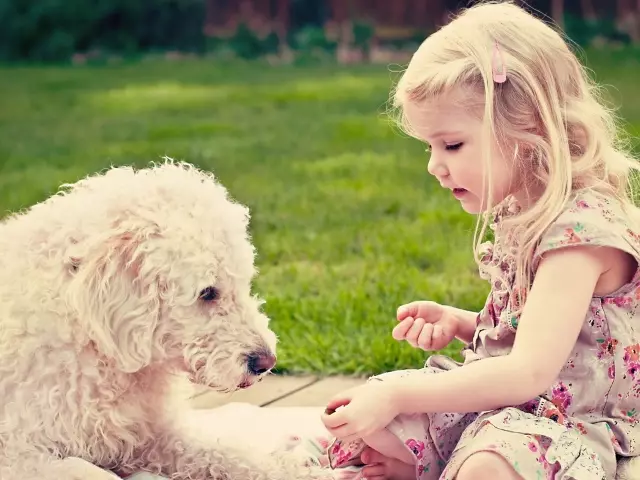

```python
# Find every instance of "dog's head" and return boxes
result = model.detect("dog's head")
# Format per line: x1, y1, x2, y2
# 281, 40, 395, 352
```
64, 160, 277, 391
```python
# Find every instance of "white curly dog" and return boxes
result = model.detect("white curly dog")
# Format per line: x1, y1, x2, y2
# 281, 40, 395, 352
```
0, 160, 331, 480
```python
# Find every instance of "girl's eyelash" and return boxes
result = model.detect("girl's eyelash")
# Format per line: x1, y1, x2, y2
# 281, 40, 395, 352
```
445, 142, 463, 151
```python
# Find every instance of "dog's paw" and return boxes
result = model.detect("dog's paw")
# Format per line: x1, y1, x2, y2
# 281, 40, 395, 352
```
59, 457, 121, 480
267, 449, 334, 480
305, 465, 348, 480
283, 435, 331, 469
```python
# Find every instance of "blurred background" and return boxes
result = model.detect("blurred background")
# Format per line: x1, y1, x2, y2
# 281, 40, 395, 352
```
1, 0, 639, 376
2, 0, 640, 62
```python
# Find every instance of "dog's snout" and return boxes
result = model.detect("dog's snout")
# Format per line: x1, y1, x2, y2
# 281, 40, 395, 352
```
247, 351, 276, 375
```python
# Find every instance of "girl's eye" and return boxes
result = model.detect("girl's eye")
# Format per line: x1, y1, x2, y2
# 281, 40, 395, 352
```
445, 142, 463, 151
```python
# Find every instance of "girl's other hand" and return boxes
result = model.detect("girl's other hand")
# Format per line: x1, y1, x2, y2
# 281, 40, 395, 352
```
392, 301, 459, 351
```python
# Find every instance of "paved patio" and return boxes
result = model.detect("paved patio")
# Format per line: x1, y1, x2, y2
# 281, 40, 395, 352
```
189, 375, 367, 409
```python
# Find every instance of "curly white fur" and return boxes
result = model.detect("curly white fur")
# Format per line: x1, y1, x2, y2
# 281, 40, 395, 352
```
617, 457, 640, 480
0, 159, 332, 480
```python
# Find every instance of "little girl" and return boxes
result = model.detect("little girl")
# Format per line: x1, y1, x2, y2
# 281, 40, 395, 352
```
319, 2, 640, 480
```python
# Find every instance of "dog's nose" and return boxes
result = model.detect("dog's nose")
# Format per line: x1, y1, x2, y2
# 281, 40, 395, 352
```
247, 352, 276, 375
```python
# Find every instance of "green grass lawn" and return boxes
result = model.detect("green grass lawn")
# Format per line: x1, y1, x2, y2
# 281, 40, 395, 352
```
1, 49, 639, 376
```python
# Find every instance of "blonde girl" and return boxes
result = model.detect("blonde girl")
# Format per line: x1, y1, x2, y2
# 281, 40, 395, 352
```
320, 1, 640, 479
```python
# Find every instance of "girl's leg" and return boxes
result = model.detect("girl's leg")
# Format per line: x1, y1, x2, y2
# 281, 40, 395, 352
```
362, 429, 414, 464
359, 430, 416, 480
455, 452, 524, 480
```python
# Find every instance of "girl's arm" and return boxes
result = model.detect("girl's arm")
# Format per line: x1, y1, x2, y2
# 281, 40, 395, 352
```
443, 305, 478, 344
388, 244, 616, 415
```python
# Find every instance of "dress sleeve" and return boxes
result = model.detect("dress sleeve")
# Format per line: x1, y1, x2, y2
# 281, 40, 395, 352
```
533, 191, 640, 294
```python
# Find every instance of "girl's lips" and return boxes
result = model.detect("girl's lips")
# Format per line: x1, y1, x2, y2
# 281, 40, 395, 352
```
452, 188, 468, 199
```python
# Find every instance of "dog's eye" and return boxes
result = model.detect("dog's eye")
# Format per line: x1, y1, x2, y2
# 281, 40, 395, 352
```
199, 286, 220, 302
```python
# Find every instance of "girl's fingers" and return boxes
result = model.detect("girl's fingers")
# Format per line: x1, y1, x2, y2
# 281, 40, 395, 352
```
397, 301, 439, 322
430, 324, 447, 350
396, 303, 417, 321
361, 464, 386, 478
417, 322, 434, 350
405, 317, 425, 347
391, 317, 414, 340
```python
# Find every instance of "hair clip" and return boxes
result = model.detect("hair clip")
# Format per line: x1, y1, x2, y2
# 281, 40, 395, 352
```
492, 41, 507, 84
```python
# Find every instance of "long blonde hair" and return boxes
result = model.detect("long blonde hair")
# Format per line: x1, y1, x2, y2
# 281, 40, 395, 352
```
390, 0, 640, 301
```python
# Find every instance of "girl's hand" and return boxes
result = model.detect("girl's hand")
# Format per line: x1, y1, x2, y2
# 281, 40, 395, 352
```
320, 383, 398, 444
392, 301, 459, 351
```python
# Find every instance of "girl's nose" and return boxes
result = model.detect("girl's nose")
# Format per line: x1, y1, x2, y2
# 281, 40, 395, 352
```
427, 154, 448, 178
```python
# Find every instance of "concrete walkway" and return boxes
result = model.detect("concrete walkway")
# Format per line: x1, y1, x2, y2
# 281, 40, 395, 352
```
189, 375, 367, 409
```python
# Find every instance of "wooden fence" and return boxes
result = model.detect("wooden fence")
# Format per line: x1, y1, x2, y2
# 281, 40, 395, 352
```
205, 0, 639, 43
206, 0, 448, 39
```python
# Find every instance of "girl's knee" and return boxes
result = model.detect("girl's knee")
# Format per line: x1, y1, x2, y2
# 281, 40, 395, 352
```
456, 451, 522, 480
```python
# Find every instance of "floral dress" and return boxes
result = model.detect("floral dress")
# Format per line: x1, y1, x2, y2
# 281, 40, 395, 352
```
326, 190, 640, 480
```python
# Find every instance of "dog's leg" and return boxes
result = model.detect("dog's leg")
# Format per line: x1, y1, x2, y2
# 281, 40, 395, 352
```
59, 457, 122, 479
1, 455, 121, 480
121, 434, 336, 480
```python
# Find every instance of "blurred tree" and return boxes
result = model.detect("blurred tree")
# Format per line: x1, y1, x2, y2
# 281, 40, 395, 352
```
617, 0, 640, 42
580, 0, 597, 21
289, 0, 328, 29
0, 0, 207, 61
552, 0, 565, 28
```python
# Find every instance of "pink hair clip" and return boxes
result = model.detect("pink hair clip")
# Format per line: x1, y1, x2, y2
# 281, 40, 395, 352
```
492, 41, 507, 84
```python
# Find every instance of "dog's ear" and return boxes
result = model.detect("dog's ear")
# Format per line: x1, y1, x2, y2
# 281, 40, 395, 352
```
66, 217, 163, 373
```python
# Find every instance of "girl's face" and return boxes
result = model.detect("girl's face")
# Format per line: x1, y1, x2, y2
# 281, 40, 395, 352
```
404, 91, 524, 214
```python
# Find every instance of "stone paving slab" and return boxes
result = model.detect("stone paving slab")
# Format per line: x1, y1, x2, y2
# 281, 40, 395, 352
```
266, 376, 367, 407
189, 375, 367, 409
189, 374, 319, 409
